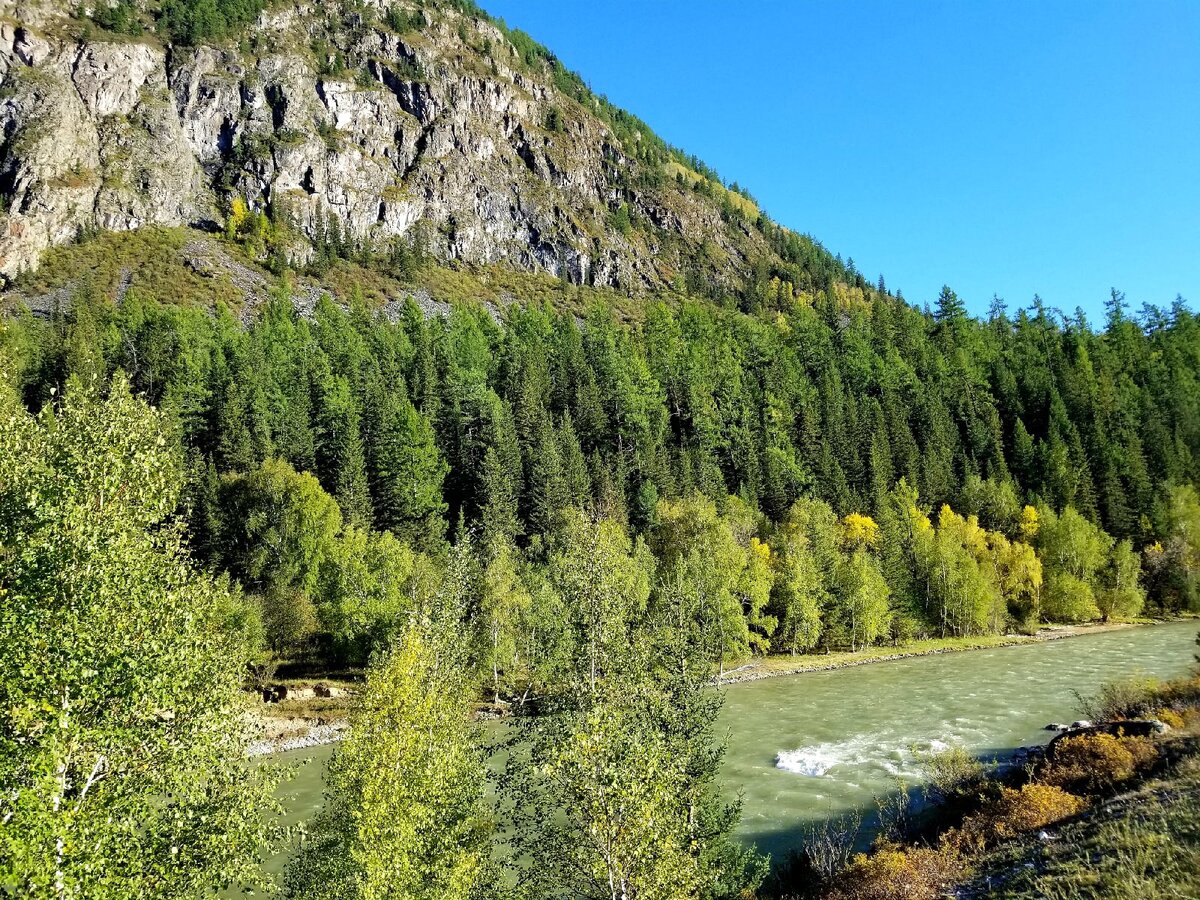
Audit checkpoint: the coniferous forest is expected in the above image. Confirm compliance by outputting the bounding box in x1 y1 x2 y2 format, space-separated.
6 258 1199 899
6 275 1199 670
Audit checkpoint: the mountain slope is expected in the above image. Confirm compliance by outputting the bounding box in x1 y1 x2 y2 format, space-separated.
0 0 846 296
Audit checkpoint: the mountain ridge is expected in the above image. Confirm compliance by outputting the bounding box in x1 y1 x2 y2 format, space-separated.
0 0 854 300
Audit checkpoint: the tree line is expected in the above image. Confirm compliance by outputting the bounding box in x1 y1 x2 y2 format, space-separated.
3 276 1199 681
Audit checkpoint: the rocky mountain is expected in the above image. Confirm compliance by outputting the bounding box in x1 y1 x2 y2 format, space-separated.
0 0 841 295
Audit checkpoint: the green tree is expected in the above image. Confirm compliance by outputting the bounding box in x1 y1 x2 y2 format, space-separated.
219 457 343 651
833 548 891 650
479 537 533 703
988 531 1043 632
316 374 372 527
922 506 1002 637
1036 504 1114 622
509 610 766 900
320 525 430 664
550 510 653 689
769 531 825 654
0 375 274 898
367 386 449 553
1097 539 1145 622
286 619 491 900
651 496 753 674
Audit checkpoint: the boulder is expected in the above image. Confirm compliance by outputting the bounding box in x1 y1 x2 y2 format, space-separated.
261 684 289 703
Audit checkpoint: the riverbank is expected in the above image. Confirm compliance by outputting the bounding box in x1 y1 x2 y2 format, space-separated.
718 620 1183 684
244 675 358 757
958 732 1200 898
805 668 1200 900
244 619 1193 755
255 621 1200 883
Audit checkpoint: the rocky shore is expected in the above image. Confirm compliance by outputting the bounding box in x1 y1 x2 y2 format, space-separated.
246 719 349 757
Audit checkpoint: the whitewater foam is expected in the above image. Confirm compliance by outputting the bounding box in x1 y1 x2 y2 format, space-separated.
776 736 965 779
775 744 845 776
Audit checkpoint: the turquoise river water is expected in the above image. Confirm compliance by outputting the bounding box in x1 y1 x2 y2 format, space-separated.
267 620 1199 873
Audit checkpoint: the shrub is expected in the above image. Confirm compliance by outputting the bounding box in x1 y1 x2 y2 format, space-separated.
799 811 863 881
1156 673 1200 711
1155 708 1186 729
962 784 1084 845
1043 732 1157 793
920 745 991 803
828 844 961 900
1074 675 1160 722
1121 735 1159 770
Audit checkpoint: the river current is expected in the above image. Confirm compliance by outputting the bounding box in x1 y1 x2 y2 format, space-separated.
269 620 1199 870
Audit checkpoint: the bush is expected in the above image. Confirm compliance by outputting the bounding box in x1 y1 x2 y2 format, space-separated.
1155 708 1186 729
798 811 862 881
1074 675 1160 722
1155 673 1200 711
1043 733 1157 793
1121 734 1160 770
920 745 991 803
962 784 1084 845
828 844 961 900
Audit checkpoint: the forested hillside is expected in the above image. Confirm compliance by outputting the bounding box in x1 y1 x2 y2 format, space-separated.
4 240 1199 679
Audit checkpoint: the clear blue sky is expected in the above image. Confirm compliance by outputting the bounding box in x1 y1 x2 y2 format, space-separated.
483 0 1200 319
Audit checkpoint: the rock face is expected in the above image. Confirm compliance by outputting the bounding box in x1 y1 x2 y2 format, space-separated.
0 3 773 288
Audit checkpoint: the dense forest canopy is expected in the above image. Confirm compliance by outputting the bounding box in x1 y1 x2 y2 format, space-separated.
4 262 1198 676
4 252 1199 897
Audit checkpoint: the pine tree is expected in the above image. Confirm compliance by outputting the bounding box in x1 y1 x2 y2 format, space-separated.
317 374 372 527
367 383 449 553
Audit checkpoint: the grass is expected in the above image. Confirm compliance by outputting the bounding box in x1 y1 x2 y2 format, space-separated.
9 221 682 328
15 227 249 313
727 633 1043 681
665 160 760 220
313 254 663 324
967 739 1200 899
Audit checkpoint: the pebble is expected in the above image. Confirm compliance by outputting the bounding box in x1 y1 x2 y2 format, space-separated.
246 722 349 757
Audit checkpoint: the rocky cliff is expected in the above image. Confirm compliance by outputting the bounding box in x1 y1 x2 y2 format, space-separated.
0 0 790 291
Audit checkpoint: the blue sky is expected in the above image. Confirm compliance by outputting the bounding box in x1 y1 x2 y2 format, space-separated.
482 0 1200 319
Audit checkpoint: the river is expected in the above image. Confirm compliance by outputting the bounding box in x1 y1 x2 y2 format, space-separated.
266 620 1198 874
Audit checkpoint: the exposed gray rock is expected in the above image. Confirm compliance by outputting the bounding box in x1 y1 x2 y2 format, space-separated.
71 42 166 118
0 5 770 288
